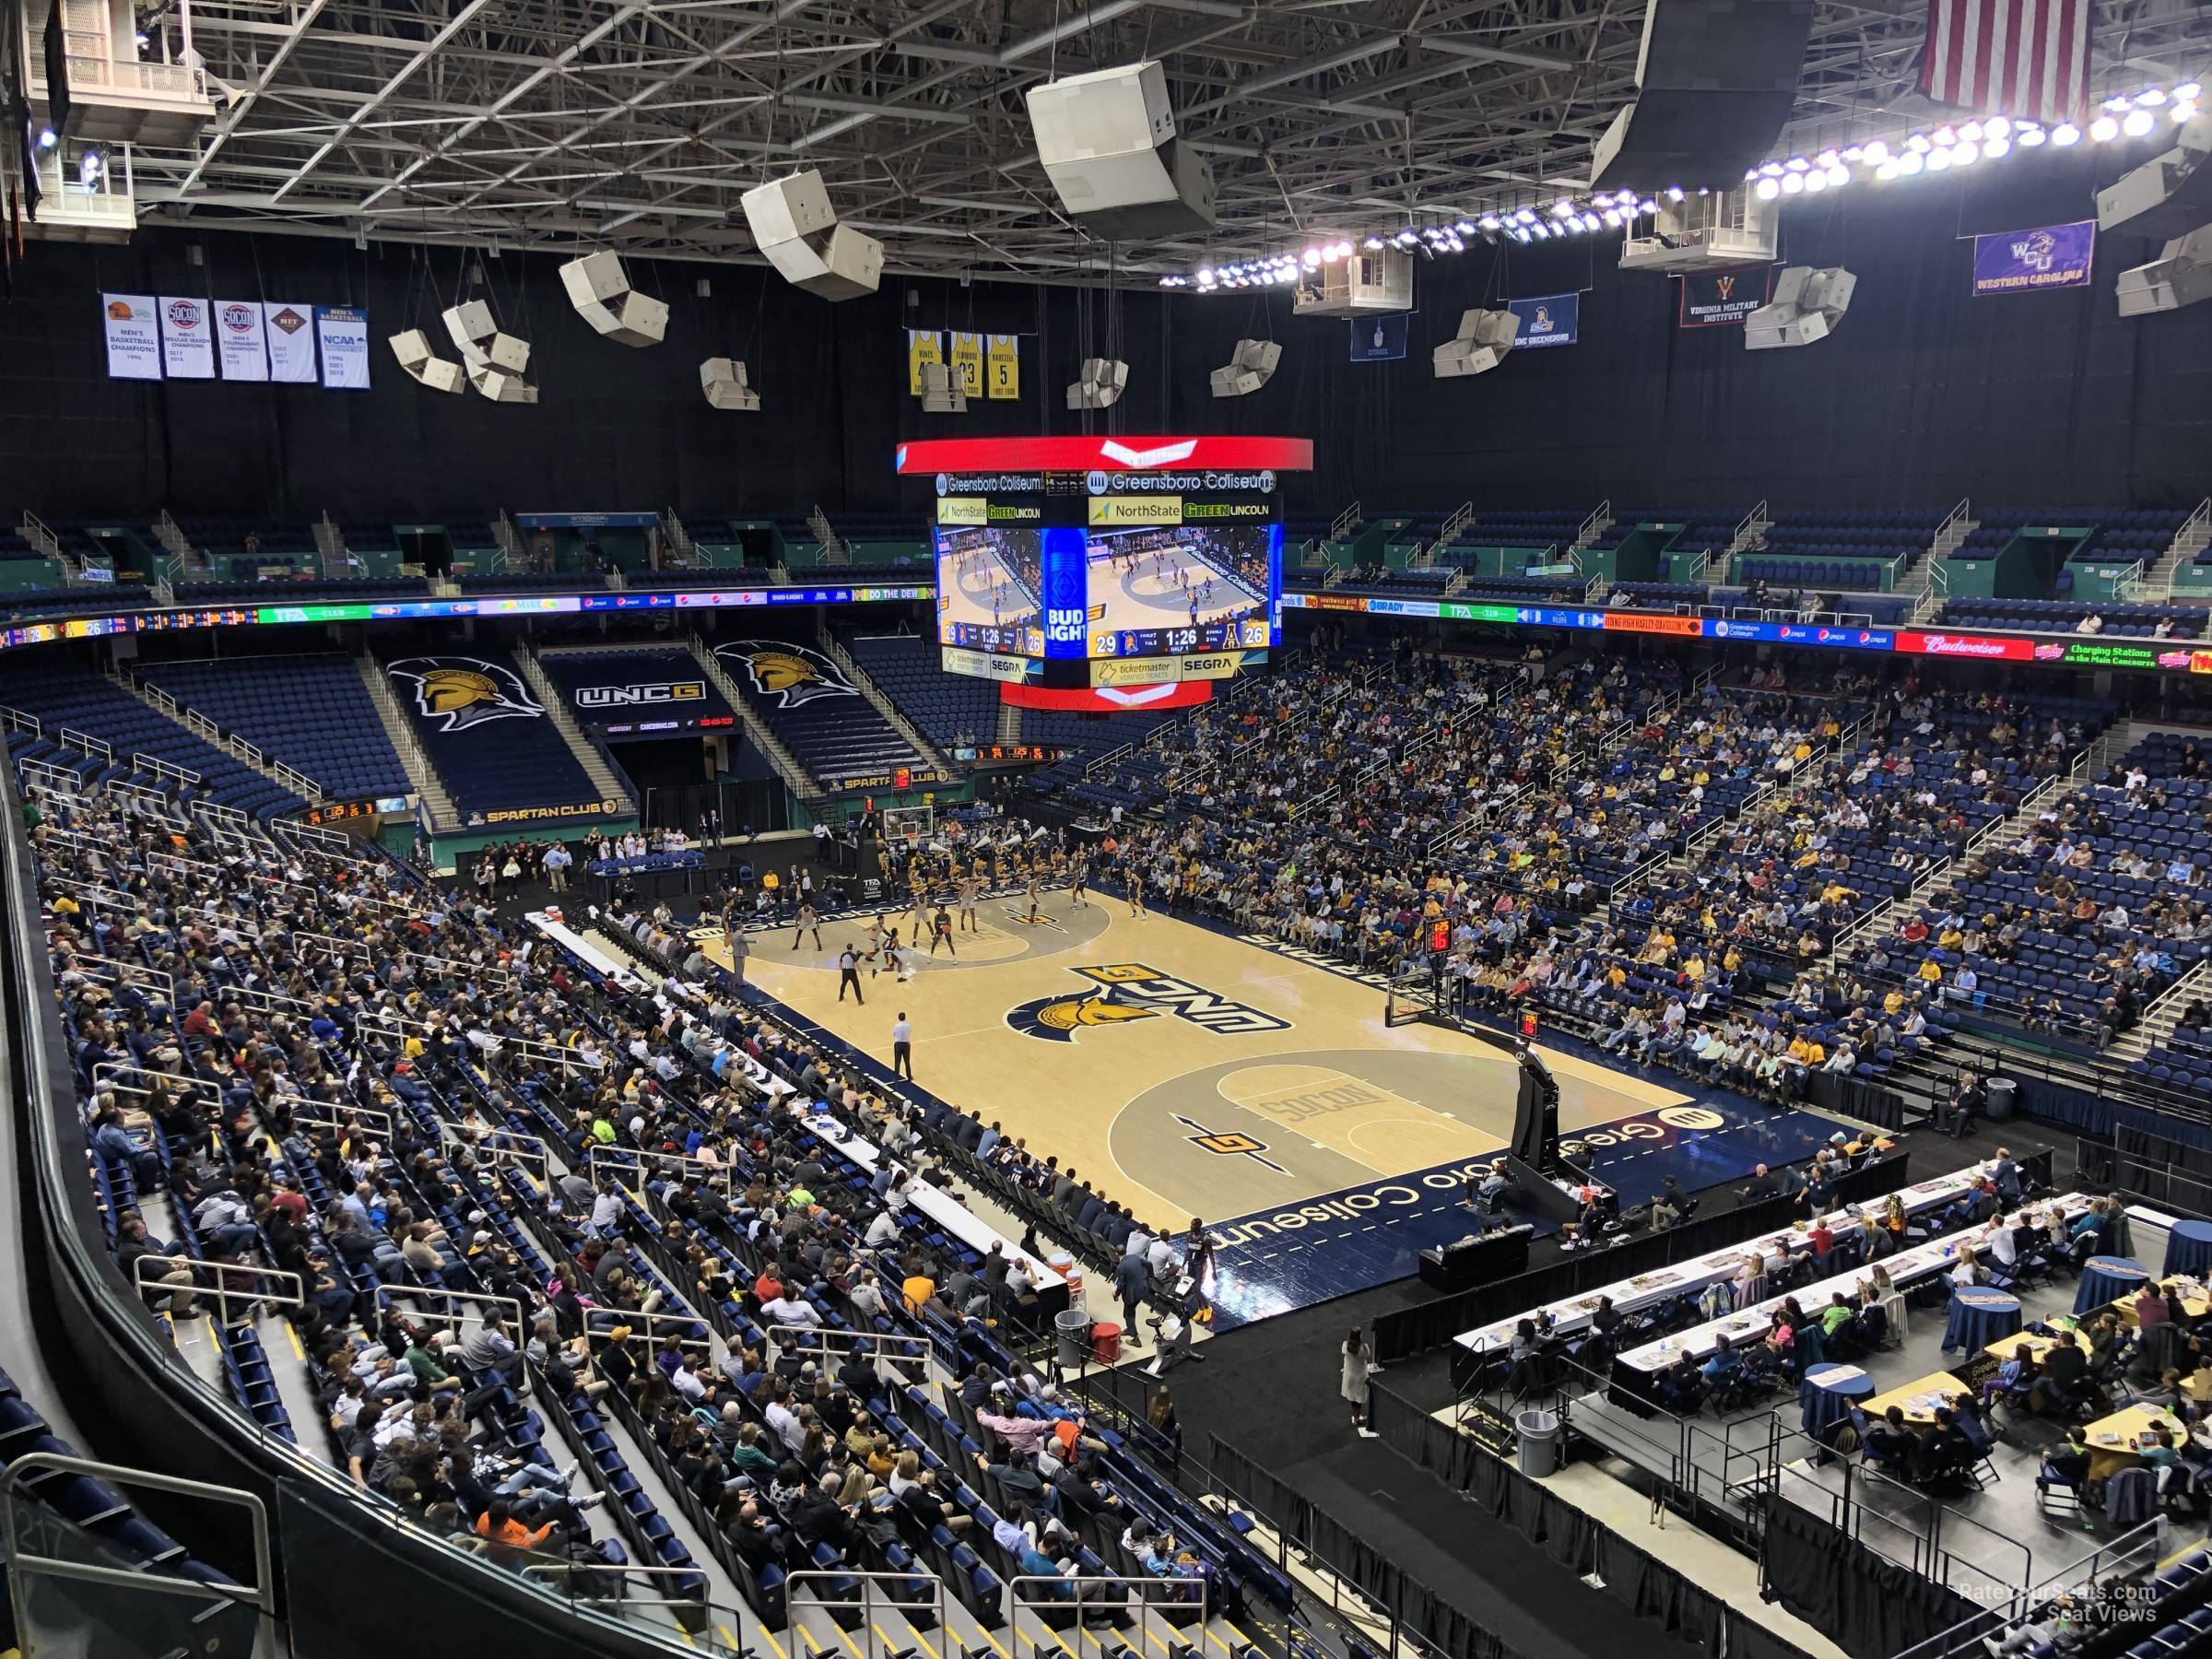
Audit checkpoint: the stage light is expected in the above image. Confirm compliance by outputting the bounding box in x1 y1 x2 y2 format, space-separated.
1754 178 1781 201
2180 84 2204 101
1899 150 1924 175
1805 171 1827 193
2124 109 2156 137
1666 185 1685 201
2053 123 2080 146
1863 140 1889 164
1476 217 1500 233
2176 102 2200 124
2138 88 2168 107
1952 141 1978 165
1934 125 1957 147
1959 121 1983 143
1985 117 2011 139
1301 248 1322 268
1363 234 1385 250
1394 229 1419 245
1876 160 1900 182
2018 125 2047 147
1784 155 1808 172
1532 222 1551 239
1638 198 1657 214
1905 133 1932 153
1817 148 1841 169
36 127 54 149
1584 214 1604 231
1454 220 1477 237
1781 172 1803 194
1927 148 1951 171
1512 228 1531 243
1554 196 1575 216
1826 164 1850 187
1563 214 1585 233
1513 207 1535 225
1984 137 2010 159
1195 265 1214 284
2090 115 2120 142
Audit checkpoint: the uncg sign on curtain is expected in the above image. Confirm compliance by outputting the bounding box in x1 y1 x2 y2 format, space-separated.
1506 292 1578 347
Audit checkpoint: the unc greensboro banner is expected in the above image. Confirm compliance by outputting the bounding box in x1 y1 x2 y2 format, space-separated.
1971 219 2096 296
1506 292 1578 348
1679 265 1772 326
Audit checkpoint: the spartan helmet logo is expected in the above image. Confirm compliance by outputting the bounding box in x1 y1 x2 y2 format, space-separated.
387 656 543 732
1005 986 1160 1042
716 641 860 708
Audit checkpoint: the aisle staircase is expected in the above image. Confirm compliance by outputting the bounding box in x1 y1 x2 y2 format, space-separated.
356 655 459 830
686 634 826 805
814 625 952 776
512 644 638 812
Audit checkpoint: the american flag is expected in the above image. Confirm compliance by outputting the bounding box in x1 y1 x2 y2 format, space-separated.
1919 0 2092 126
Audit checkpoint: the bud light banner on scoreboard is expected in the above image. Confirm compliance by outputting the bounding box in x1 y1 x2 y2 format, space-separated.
1971 219 2096 297
1039 526 1090 660
1506 292 1578 348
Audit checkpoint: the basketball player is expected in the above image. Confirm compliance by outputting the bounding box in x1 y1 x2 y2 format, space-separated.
837 947 865 1004
930 903 957 958
792 899 822 953
1126 867 1148 919
1068 853 1089 910
905 870 930 929
957 871 981 934
872 921 901 978
1025 869 1042 925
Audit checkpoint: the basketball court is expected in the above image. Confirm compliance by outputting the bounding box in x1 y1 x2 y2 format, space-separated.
712 893 1844 1329
1086 527 1268 642
936 530 1041 641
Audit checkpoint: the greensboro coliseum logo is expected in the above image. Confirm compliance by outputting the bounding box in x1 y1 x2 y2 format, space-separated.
387 656 544 733
1006 962 1290 1043
716 641 860 709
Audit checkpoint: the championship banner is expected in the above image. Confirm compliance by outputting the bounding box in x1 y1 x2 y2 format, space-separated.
906 328 944 395
158 296 216 378
1679 265 1772 326
316 307 372 389
214 300 270 382
1348 314 1407 361
1506 292 1578 348
949 331 984 397
1971 219 2095 297
101 294 162 380
985 333 1019 398
263 302 319 382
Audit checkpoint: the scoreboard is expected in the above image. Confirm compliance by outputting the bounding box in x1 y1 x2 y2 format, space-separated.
905 435 1308 690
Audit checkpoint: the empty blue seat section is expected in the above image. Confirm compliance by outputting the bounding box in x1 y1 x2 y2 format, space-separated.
136 655 410 801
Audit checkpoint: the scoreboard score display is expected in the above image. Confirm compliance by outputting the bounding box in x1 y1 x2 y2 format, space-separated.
901 435 1308 689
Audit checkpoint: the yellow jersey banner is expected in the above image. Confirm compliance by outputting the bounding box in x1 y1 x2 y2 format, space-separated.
986 333 1019 399
950 332 984 397
906 329 945 396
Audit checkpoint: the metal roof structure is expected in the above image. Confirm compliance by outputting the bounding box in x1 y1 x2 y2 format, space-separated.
100 0 2212 281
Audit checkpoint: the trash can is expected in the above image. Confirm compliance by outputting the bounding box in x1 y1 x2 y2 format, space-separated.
1516 1409 1560 1477
1055 1308 1092 1369
1090 1322 1123 1366
1985 1077 2017 1123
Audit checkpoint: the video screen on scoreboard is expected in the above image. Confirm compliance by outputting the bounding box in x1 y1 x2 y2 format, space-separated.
1085 523 1279 659
935 525 1044 655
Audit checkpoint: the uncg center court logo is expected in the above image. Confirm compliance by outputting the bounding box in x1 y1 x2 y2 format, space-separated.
1006 962 1292 1043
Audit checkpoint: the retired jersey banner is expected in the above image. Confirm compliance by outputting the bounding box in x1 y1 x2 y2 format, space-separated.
985 333 1019 398
1506 291 1578 348
316 306 372 389
1971 219 2095 297
949 331 984 396
101 294 163 380
906 328 944 395
214 300 270 382
159 296 217 378
1679 265 1772 326
263 302 319 382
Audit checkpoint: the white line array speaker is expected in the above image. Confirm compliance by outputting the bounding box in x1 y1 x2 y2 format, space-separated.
559 250 668 347
1209 337 1281 397
1590 0 1815 190
920 361 968 414
388 328 465 394
1065 357 1127 409
1432 310 1520 378
441 300 538 402
2116 227 2212 316
739 171 883 301
2098 113 2212 240
1027 60 1216 239
700 357 760 410
1743 265 1855 348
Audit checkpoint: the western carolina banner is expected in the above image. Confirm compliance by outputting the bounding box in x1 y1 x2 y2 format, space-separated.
1971 219 2096 296
263 302 319 382
985 333 1019 398
1348 314 1407 361
315 306 372 389
1679 265 1773 327
214 300 269 382
1507 292 1578 348
101 294 162 380
159 296 216 378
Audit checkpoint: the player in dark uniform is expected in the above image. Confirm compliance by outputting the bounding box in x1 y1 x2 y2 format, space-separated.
930 904 957 958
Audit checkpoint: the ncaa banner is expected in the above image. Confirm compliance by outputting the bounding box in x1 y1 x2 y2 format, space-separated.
906 328 944 395
1679 265 1772 326
159 296 217 378
985 333 1019 398
262 302 319 382
1506 291 1578 347
1971 219 2095 297
214 299 270 382
316 306 372 389
1348 314 1407 360
100 294 163 381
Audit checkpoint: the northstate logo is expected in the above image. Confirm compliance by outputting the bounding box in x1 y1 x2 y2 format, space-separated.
717 641 860 709
387 655 544 733
1006 963 1291 1043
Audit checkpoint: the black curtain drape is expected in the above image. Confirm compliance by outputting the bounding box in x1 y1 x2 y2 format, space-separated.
1756 1497 1979 1659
